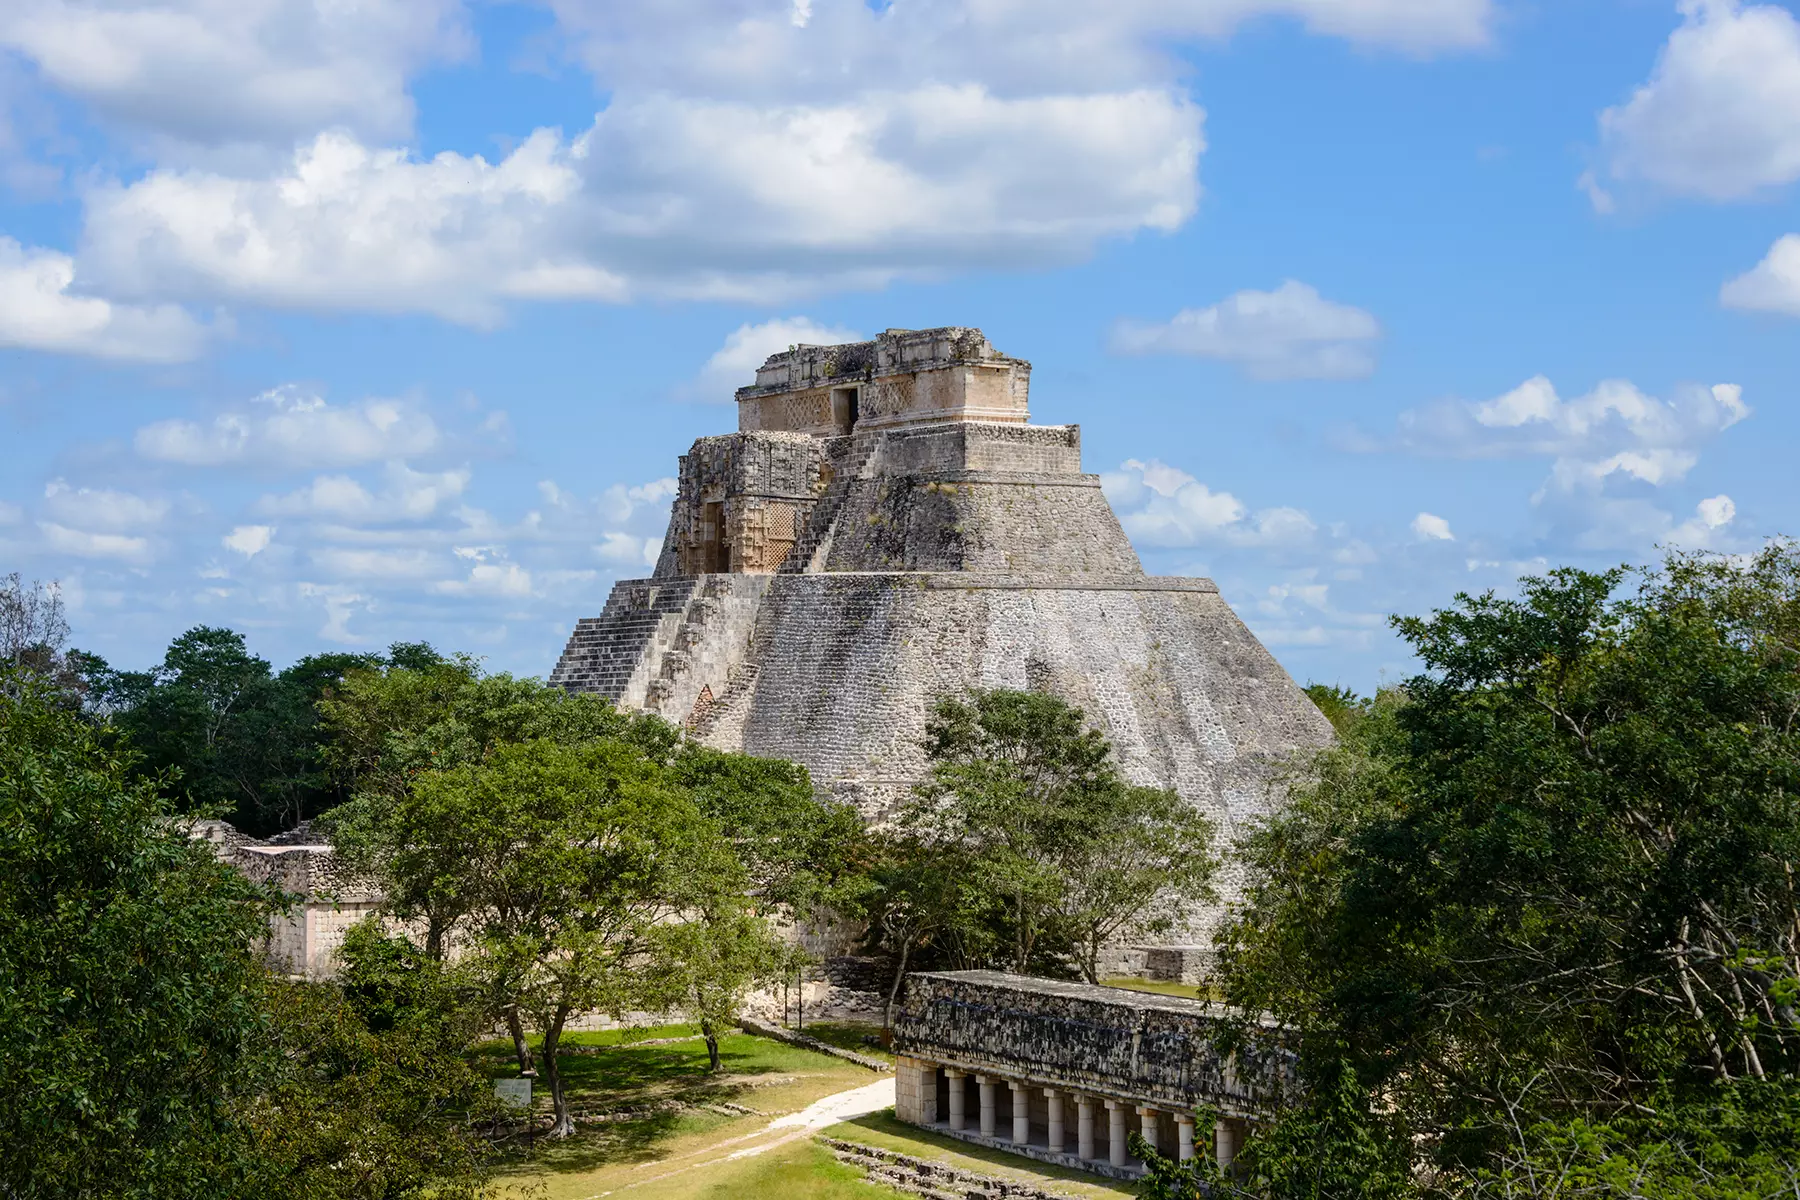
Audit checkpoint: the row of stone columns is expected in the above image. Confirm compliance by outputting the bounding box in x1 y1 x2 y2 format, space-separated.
936 1065 1240 1171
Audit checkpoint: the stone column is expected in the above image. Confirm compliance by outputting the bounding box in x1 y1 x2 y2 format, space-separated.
1009 1081 1030 1145
1105 1100 1129 1169
1137 1106 1159 1158
1175 1114 1196 1161
1215 1117 1241 1171
945 1068 966 1131
1076 1095 1096 1161
977 1075 997 1138
1044 1088 1064 1154
916 1060 938 1125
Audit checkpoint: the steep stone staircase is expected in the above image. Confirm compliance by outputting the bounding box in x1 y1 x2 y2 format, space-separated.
782 432 881 574
548 577 700 699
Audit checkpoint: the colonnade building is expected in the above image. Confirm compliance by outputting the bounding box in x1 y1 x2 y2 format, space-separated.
890 971 1297 1180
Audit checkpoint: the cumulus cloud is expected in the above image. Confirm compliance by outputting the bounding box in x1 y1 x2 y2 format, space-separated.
1101 458 1316 548
77 88 1200 316
42 479 168 532
1395 375 1749 492
1109 281 1380 379
0 0 468 155
258 462 470 521
38 522 151 562
222 524 272 557
1381 375 1752 554
1596 0 1800 203
1721 233 1800 315
134 384 439 468
1668 494 1737 548
682 317 864 402
1411 512 1454 541
0 237 208 361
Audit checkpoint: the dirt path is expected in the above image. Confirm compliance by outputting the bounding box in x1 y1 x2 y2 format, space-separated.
573 1077 896 1197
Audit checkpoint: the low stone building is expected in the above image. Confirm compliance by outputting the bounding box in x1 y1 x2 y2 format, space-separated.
551 326 1333 962
188 819 380 980
890 971 1297 1180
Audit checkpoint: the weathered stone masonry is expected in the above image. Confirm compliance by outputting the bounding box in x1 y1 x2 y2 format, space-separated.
891 971 1297 1179
551 327 1333 958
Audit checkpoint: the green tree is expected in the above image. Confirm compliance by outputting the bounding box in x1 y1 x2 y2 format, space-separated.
1218 545 1800 1190
1302 683 1369 735
0 674 274 1197
901 689 1216 980
647 902 785 1071
244 922 499 1200
377 738 734 1136
321 659 662 960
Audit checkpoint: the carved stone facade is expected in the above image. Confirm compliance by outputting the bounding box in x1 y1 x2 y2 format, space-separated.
891 971 1297 1179
551 326 1333 962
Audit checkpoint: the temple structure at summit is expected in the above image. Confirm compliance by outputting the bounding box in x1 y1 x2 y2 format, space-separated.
550 327 1332 966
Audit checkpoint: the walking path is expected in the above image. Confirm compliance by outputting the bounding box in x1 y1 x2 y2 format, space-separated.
574 1077 896 1197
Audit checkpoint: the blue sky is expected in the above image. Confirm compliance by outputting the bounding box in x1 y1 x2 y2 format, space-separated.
1 0 1795 692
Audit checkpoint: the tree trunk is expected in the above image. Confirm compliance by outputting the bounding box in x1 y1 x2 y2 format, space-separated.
543 1008 575 1138
506 1006 534 1075
702 1016 721 1073
884 937 913 1029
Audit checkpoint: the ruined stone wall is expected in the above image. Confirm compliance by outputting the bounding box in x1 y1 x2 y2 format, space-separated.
682 573 1332 935
892 971 1298 1117
663 432 823 576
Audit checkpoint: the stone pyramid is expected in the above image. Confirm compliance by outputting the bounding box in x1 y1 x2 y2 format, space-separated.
551 327 1331 955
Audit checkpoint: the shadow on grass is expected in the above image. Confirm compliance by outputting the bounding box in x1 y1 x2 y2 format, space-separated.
503 1108 740 1176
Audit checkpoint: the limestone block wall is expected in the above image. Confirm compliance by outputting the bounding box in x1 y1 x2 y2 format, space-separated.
821 476 1144 576
868 421 1080 476
692 572 1332 932
892 971 1298 1118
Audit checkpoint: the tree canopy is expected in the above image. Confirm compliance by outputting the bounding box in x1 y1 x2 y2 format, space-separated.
1203 545 1800 1197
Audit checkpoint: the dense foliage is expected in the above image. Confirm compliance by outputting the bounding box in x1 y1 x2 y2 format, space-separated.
0 673 497 1199
860 689 1217 1008
319 656 862 1132
1151 545 1800 1198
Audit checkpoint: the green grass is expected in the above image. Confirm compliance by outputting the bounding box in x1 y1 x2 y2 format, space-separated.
486 1029 881 1195
833 1111 1135 1199
793 1021 894 1063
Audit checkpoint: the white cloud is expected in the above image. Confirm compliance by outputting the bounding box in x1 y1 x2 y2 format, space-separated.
134 384 439 468
1395 376 1749 492
0 0 468 155
0 501 21 525
1109 281 1380 379
258 462 470 521
433 560 535 598
82 131 622 325
78 91 1200 315
222 524 272 557
683 318 863 402
1596 0 1800 202
547 0 1495 100
38 0 1496 321
38 522 151 562
42 479 167 531
1721 232 1800 315
1668 493 1737 548
1101 458 1316 548
0 237 208 361
1411 512 1454 541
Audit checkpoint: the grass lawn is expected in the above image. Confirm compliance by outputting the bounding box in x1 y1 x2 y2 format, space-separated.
832 1111 1137 1200
484 1028 893 1198
791 1020 893 1064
